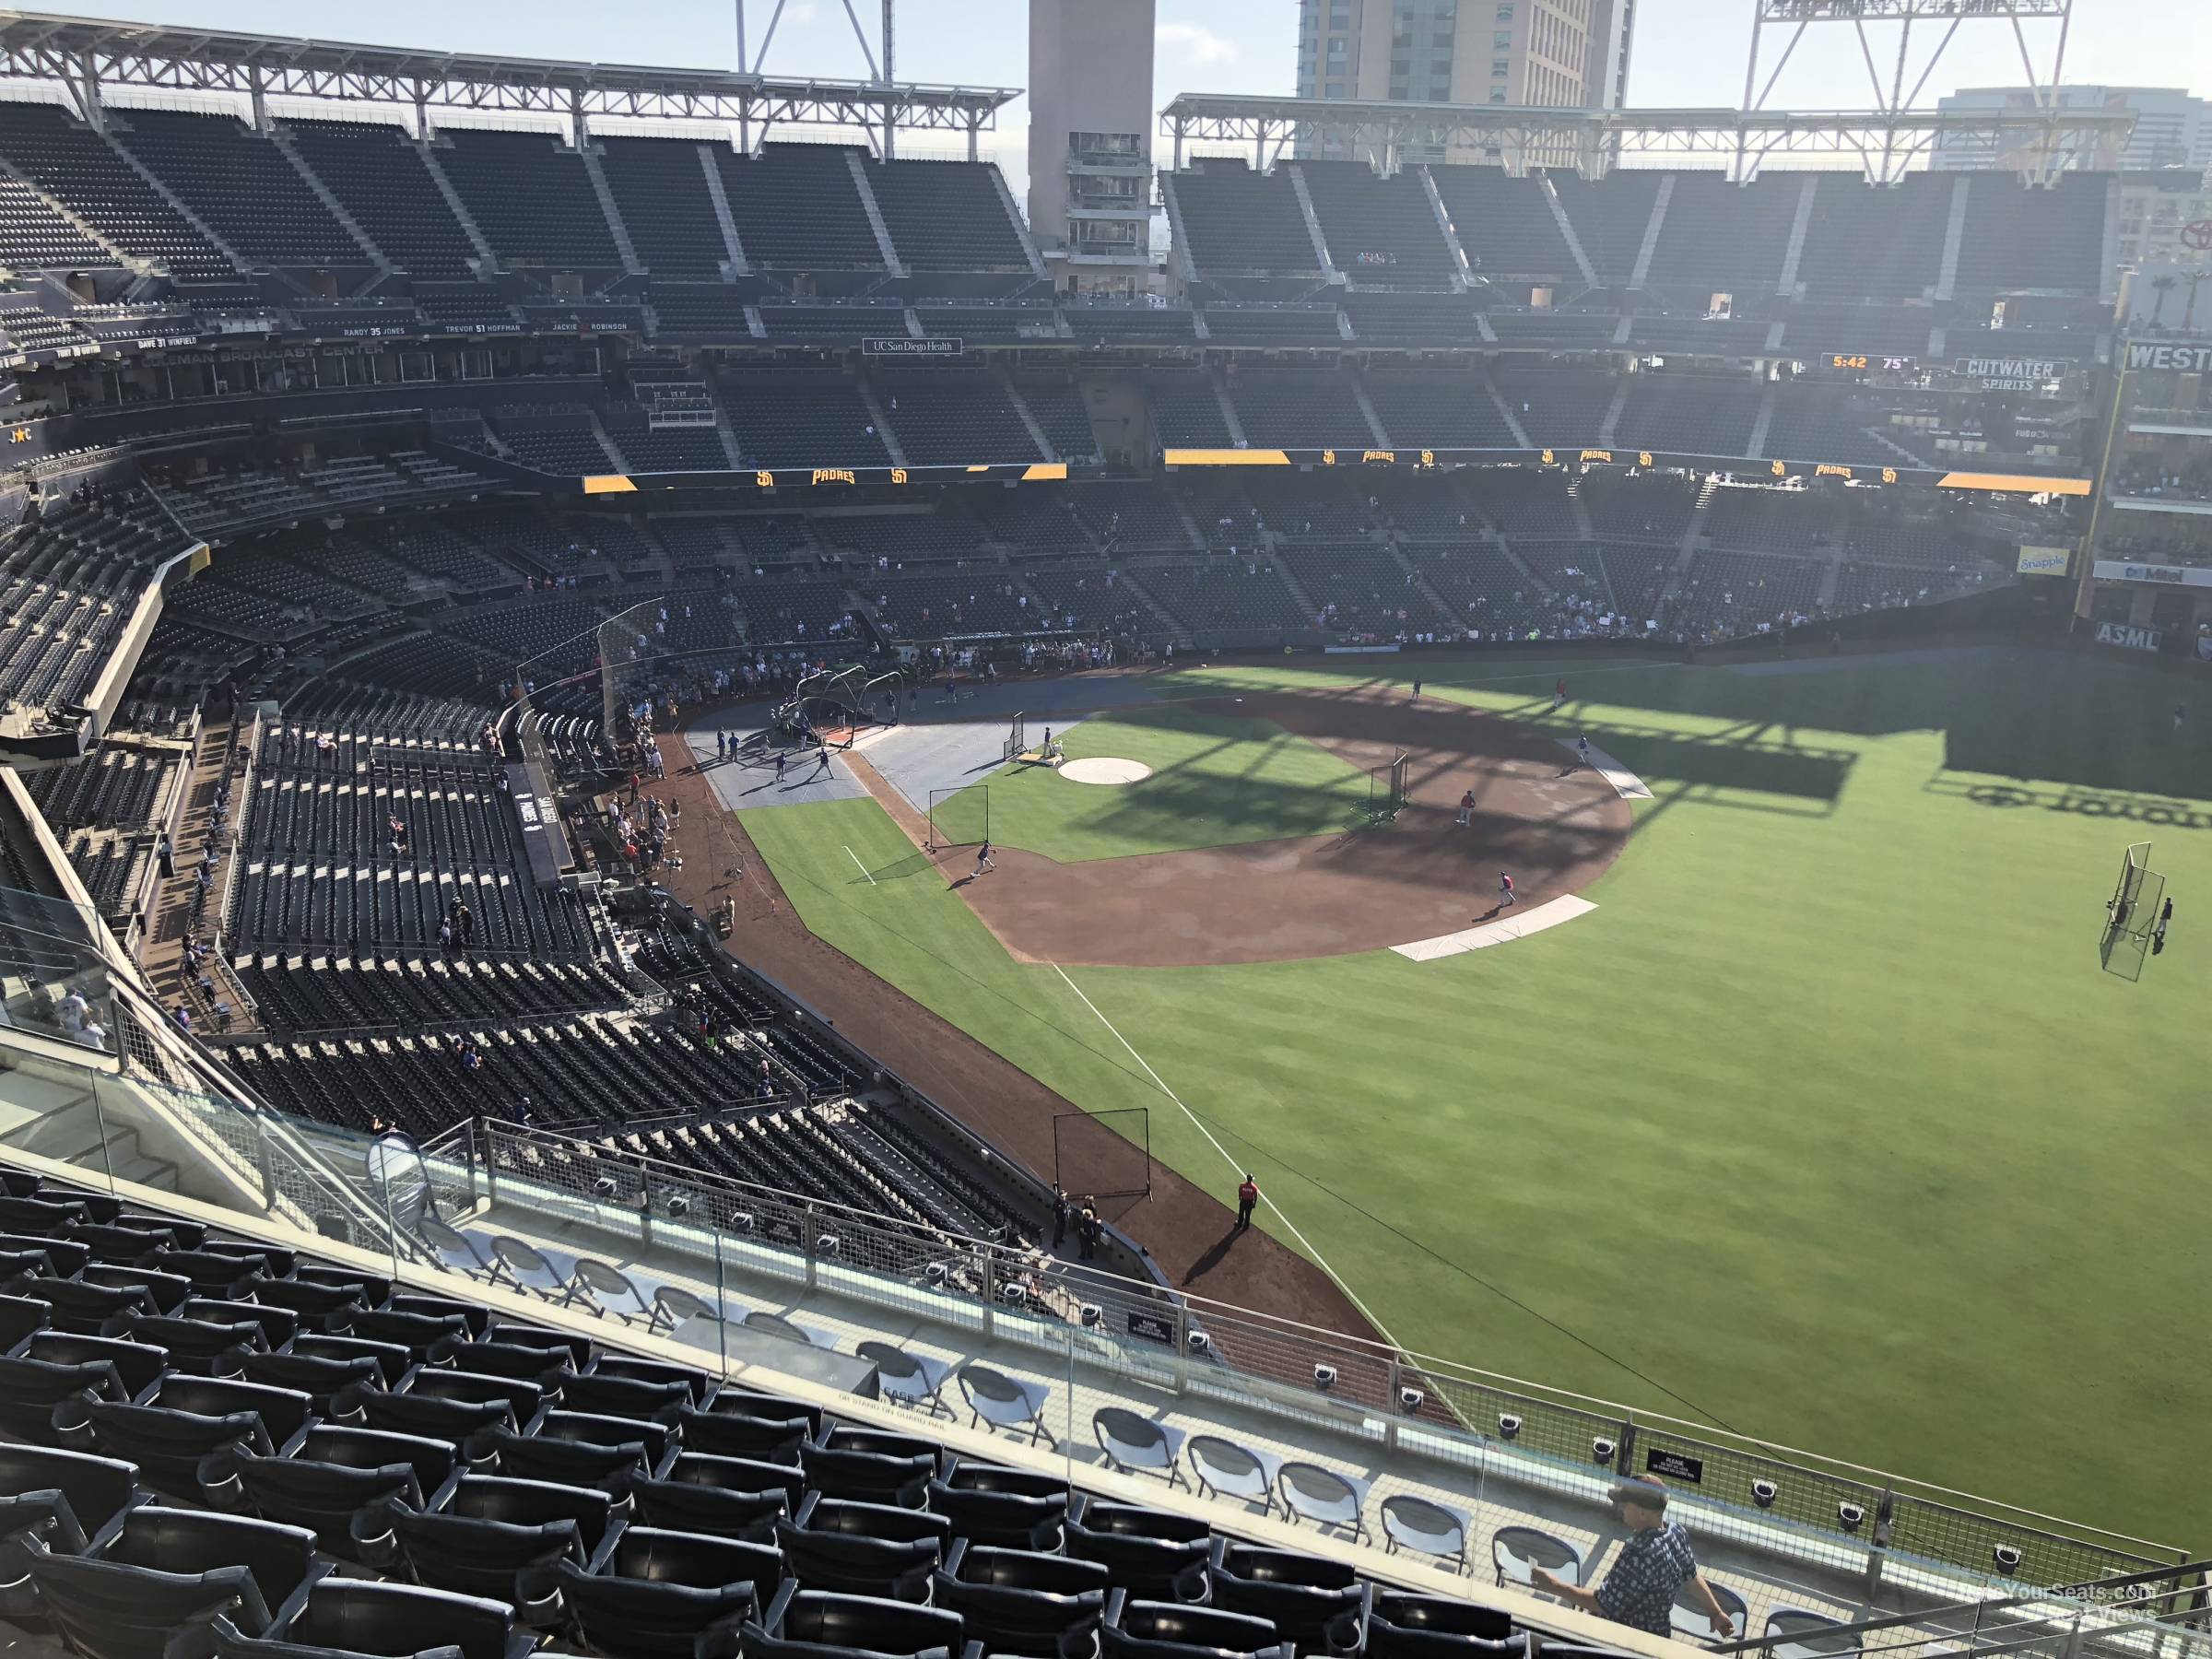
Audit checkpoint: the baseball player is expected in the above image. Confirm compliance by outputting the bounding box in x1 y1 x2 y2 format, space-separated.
975 839 997 876
1577 735 1593 770
1456 789 1475 827
1498 871 1516 909
1554 677 1567 712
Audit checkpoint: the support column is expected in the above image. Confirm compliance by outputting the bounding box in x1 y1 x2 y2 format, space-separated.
248 67 268 134
881 0 895 159
76 52 103 132
569 92 589 154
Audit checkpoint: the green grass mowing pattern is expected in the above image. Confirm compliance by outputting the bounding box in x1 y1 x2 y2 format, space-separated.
737 795 1242 1196
938 703 1375 862
746 651 2212 1551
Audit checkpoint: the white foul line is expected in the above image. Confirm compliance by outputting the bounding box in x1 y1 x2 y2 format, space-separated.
842 846 877 886
1050 961 1403 1352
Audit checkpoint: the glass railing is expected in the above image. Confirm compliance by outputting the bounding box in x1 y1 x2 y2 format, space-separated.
0 886 116 1054
3 1025 2203 1657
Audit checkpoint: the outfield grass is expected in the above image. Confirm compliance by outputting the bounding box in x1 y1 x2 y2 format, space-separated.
741 649 2212 1550
939 703 1373 862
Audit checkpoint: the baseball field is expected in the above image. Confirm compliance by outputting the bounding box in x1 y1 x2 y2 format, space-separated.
731 646 2211 1551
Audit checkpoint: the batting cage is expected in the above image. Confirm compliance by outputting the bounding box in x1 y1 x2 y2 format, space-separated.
591 599 672 739
1053 1107 1152 1201
1003 711 1027 765
2100 841 2166 982
1368 750 1409 822
928 784 990 851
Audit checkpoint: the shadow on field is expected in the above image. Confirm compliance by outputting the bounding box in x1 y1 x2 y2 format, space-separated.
868 852 939 882
1335 650 2208 801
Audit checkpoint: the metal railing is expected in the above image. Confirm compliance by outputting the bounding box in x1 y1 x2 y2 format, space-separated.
3 1037 2202 1649
1709 1555 2212 1659
419 1119 2184 1598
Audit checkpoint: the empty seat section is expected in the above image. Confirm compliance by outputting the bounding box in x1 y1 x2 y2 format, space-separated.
1430 165 1579 278
1551 172 1664 289
1364 372 1516 450
112 111 359 268
1299 160 1455 281
1613 374 1763 458
879 372 1041 465
598 137 729 277
0 174 115 269
868 159 1028 269
1953 171 2107 298
1796 174 1950 300
0 103 234 280
434 131 618 267
285 119 478 276
721 374 890 469
1222 371 1373 449
717 146 884 269
1169 161 1319 276
1641 172 1799 300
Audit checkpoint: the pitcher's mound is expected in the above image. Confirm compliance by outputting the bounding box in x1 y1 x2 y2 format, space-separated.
1060 756 1153 786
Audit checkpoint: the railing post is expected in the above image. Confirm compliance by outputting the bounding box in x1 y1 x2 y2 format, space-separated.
980 1247 994 1341
1385 1359 1404 1453
639 1177 654 1252
1865 1488 1894 1599
481 1122 500 1207
803 1201 818 1292
252 1113 278 1213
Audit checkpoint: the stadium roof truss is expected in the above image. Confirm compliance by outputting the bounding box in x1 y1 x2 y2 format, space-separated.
1159 95 2134 185
0 10 1018 153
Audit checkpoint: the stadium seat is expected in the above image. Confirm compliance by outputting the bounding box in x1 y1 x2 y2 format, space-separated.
1378 1495 1471 1573
1489 1527 1582 1594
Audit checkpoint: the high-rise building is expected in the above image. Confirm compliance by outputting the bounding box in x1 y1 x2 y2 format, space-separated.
1933 87 2212 176
1292 0 1635 113
1028 0 1157 293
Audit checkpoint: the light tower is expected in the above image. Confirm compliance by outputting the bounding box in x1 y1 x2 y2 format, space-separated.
735 0 900 155
1740 0 2076 181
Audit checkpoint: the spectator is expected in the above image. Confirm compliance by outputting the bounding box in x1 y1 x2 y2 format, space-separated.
1533 1478 1734 1639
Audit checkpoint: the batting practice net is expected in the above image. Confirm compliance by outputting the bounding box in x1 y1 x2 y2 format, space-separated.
2100 841 2165 982
927 784 990 851
1368 750 1409 822
1003 711 1027 764
1053 1108 1152 1201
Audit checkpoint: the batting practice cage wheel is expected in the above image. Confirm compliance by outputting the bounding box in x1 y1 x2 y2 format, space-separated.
2100 841 2167 982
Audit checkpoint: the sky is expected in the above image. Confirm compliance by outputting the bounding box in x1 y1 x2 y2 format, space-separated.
38 0 2204 202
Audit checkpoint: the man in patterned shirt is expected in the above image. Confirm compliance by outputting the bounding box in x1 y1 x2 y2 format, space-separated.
1531 1477 1735 1640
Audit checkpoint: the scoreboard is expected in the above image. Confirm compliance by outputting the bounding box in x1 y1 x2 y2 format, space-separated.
1824 351 1920 374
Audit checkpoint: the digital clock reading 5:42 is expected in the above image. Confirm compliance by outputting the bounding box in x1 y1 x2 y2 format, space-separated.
1827 352 1917 373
